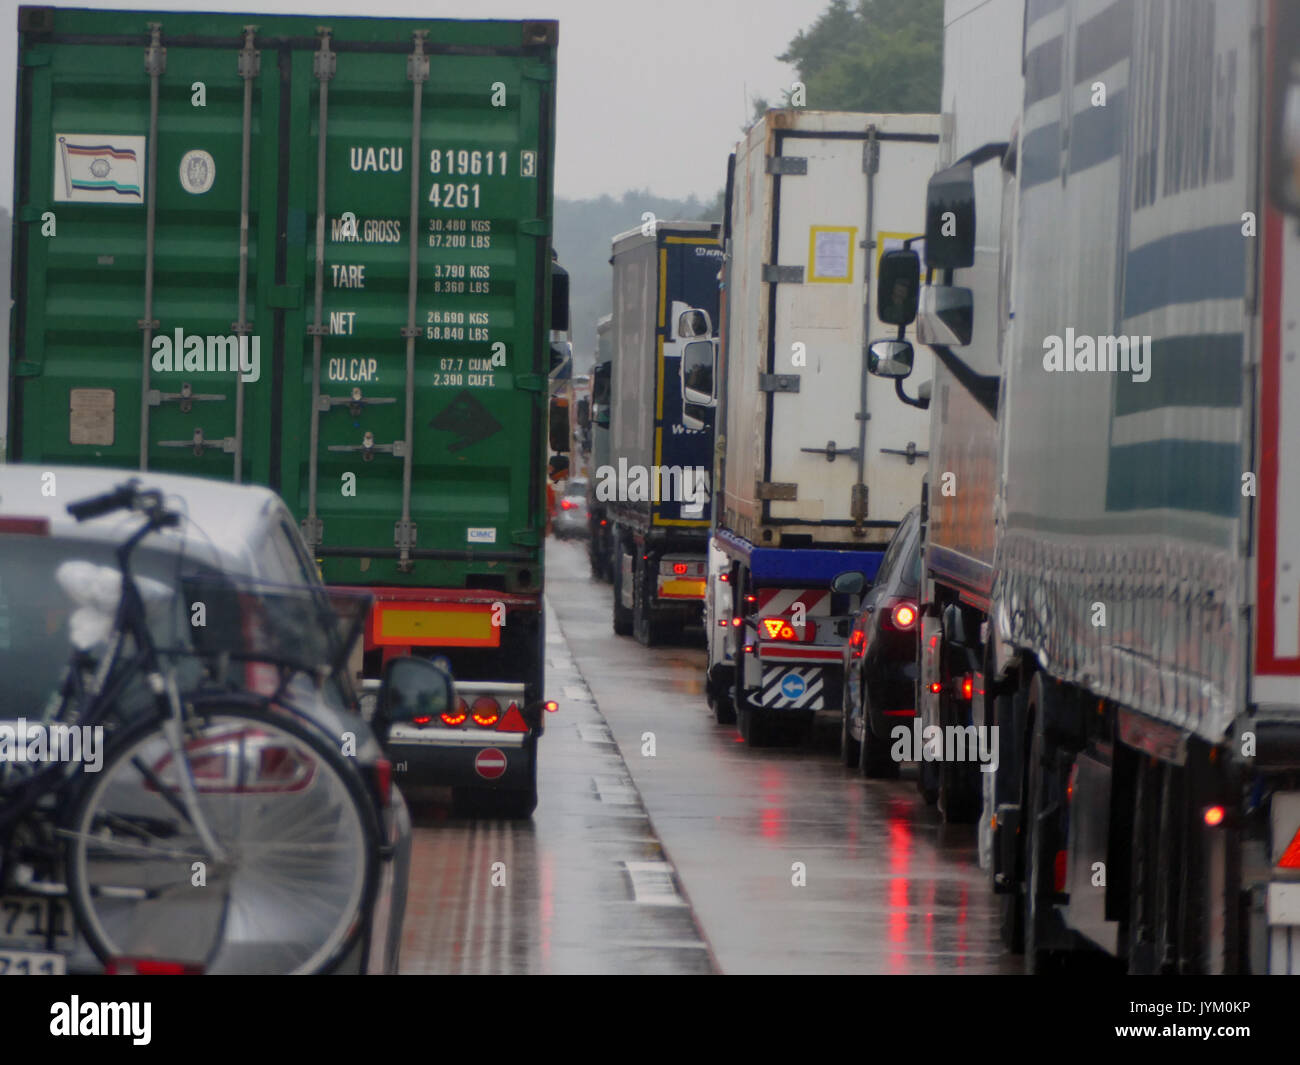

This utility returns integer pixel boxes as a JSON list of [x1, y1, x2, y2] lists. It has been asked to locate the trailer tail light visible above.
[[471, 696, 501, 727], [929, 681, 942, 694], [600, 519, 608, 526], [497, 702, 529, 733], [744, 594, 757, 606], [441, 698, 469, 727], [545, 700, 559, 712], [674, 562, 688, 575], [720, 573, 729, 582], [760, 617, 816, 641], [961, 674, 974, 700], [849, 629, 866, 657], [1054, 850, 1068, 894], [1204, 805, 1226, 828], [732, 617, 742, 627]]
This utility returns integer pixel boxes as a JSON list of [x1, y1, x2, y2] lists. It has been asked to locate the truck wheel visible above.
[[612, 550, 633, 636], [1127, 754, 1161, 973], [633, 555, 658, 647], [708, 666, 736, 724], [939, 756, 981, 823], [739, 704, 772, 747]]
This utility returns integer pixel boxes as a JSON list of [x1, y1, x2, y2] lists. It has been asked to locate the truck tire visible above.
[[734, 667, 772, 747], [633, 554, 659, 647], [612, 549, 632, 636], [938, 651, 981, 823], [708, 665, 736, 724]]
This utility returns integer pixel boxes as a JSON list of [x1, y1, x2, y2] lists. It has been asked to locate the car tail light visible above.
[[471, 696, 501, 727], [497, 702, 529, 733], [880, 598, 918, 632], [148, 730, 315, 794], [106, 957, 204, 975], [441, 697, 469, 727], [0, 517, 49, 536], [560, 499, 575, 510]]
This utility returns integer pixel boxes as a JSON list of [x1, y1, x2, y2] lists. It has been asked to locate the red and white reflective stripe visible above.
[[758, 644, 842, 661], [755, 588, 829, 616]]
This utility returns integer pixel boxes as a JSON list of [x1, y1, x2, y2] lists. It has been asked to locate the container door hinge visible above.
[[863, 130, 880, 174], [394, 519, 418, 550], [879, 442, 930, 465], [766, 155, 807, 175], [851, 484, 868, 521], [762, 264, 803, 284], [759, 374, 800, 393], [757, 482, 797, 501]]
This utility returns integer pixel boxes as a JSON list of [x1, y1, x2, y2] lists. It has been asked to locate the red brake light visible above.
[[0, 517, 50, 536], [560, 499, 576, 510], [413, 715, 431, 726], [849, 630, 865, 649], [544, 699, 559, 713], [471, 696, 501, 727], [106, 957, 204, 975], [731, 617, 742, 627], [441, 697, 469, 727], [673, 562, 688, 575], [961, 674, 974, 700], [1204, 805, 1226, 828], [1053, 850, 1068, 893], [929, 681, 942, 694], [760, 616, 815, 641], [720, 573, 729, 582], [600, 519, 608, 526]]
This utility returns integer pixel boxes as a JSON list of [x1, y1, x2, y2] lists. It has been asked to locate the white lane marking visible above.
[[623, 861, 687, 906]]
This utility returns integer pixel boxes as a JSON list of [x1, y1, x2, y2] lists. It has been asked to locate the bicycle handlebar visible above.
[[66, 483, 140, 522]]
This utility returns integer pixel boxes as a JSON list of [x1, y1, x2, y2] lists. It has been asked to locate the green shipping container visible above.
[[10, 7, 559, 699]]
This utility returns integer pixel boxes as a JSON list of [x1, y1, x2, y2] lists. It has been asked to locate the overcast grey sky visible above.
[[0, 0, 816, 206]]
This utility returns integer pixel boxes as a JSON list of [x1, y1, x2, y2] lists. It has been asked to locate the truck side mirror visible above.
[[877, 249, 921, 326], [1269, 7, 1300, 216], [867, 338, 915, 379], [678, 308, 711, 338], [550, 258, 570, 332], [925, 161, 976, 270], [374, 656, 455, 749], [548, 397, 569, 453], [831, 570, 868, 596]]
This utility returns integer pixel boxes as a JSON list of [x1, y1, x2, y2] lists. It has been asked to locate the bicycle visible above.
[[0, 479, 380, 974]]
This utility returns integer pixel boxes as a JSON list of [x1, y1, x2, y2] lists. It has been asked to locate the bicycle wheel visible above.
[[63, 702, 380, 974]]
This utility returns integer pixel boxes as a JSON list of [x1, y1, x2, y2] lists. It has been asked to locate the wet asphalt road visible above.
[[399, 537, 1017, 974]]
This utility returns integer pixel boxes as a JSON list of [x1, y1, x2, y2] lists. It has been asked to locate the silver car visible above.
[[0, 465, 410, 974], [553, 477, 590, 539]]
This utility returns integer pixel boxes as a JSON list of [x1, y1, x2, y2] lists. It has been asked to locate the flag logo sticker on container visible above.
[[54, 135, 145, 203]]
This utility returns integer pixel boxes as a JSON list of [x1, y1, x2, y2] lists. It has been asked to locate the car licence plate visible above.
[[0, 895, 76, 953], [0, 949, 66, 975]]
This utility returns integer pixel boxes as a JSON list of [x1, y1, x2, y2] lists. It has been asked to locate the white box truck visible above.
[[705, 110, 939, 744]]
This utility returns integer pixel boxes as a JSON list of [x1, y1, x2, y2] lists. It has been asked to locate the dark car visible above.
[[839, 505, 921, 777]]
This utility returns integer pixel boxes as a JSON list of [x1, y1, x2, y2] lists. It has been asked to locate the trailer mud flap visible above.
[[760, 665, 825, 709]]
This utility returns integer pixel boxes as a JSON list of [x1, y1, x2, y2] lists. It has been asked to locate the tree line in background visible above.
[[558, 0, 943, 371]]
